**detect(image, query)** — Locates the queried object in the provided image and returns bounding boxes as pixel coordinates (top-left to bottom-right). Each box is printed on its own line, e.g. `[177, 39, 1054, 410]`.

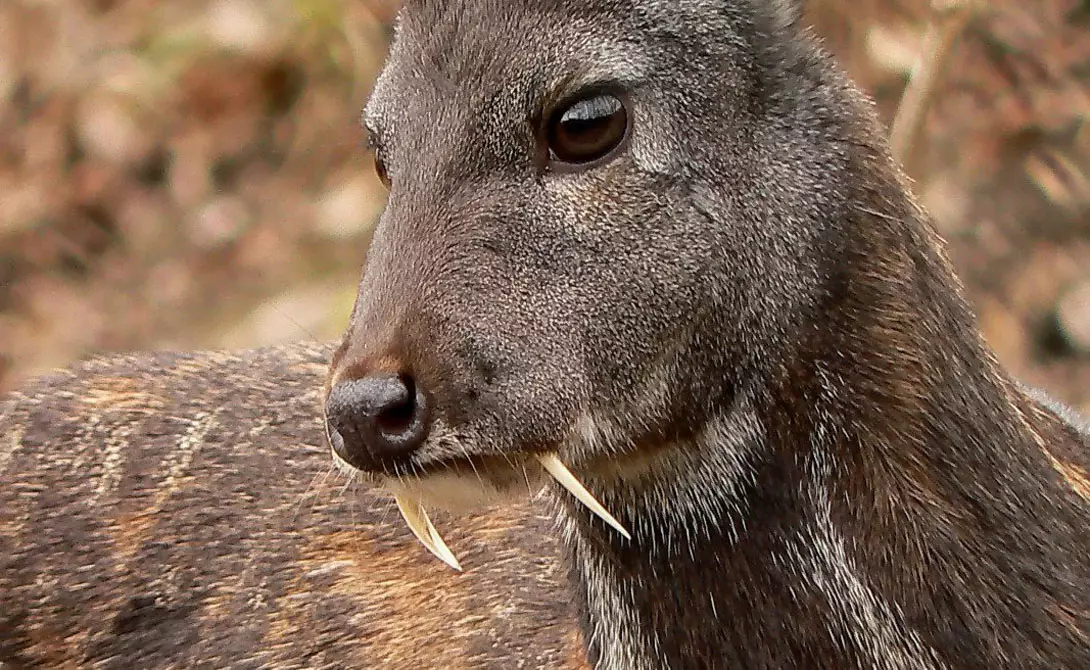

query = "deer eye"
[546, 92, 630, 168]
[365, 131, 391, 187]
[373, 152, 390, 188]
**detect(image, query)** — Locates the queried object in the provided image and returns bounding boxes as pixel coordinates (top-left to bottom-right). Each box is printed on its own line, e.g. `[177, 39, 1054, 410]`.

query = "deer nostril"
[325, 373, 431, 471]
[374, 374, 418, 436]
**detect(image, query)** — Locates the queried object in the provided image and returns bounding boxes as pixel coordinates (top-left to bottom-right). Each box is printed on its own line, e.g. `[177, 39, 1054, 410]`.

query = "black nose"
[325, 374, 431, 471]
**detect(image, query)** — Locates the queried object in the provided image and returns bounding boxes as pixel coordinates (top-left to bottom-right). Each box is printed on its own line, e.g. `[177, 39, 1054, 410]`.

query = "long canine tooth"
[393, 494, 463, 571]
[420, 505, 463, 572]
[393, 493, 439, 557]
[537, 453, 631, 540]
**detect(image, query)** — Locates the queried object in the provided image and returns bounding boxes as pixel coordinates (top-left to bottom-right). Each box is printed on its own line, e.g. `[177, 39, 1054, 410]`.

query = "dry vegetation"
[1, 0, 1088, 409]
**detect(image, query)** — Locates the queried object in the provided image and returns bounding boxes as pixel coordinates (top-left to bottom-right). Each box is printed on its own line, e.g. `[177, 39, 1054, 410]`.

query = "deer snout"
[325, 372, 432, 472]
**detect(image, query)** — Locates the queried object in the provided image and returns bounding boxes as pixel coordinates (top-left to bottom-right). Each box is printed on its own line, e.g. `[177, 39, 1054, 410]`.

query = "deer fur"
[0, 345, 583, 668]
[2, 0, 1089, 668]
[328, 0, 1090, 668]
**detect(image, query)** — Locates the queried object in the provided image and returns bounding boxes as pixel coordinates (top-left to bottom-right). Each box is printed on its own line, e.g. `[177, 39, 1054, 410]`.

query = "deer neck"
[550, 235, 1090, 669]
[554, 377, 950, 670]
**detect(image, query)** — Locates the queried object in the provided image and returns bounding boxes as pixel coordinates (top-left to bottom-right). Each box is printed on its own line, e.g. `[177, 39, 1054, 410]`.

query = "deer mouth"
[330, 444, 630, 571]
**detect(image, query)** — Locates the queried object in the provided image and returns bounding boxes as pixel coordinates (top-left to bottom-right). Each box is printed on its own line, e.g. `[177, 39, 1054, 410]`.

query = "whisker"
[294, 464, 335, 523]
[520, 461, 534, 499]
[349, 478, 360, 534]
[266, 301, 322, 344]
[457, 442, 484, 486]
[337, 472, 356, 499]
[374, 492, 395, 526]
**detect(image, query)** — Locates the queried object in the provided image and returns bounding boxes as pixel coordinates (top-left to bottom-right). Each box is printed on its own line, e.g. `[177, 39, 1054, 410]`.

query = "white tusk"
[420, 505, 463, 572]
[537, 453, 631, 540]
[394, 493, 463, 571]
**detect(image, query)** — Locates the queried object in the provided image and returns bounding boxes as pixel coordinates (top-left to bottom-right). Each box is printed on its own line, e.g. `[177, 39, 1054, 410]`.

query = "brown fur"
[0, 344, 580, 668]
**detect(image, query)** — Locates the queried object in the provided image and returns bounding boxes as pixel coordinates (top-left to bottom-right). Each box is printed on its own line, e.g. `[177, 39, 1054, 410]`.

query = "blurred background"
[0, 1, 1087, 409]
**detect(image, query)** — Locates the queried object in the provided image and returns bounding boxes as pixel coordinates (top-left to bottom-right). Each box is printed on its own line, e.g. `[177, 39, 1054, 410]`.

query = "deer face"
[325, 0, 847, 553]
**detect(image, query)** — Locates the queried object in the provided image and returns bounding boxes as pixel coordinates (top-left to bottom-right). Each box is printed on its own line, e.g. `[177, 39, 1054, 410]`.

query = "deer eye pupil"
[547, 93, 629, 167]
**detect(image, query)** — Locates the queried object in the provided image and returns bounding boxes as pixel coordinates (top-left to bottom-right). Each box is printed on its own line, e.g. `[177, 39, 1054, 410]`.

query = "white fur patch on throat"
[555, 405, 765, 668]
[575, 551, 665, 670]
[570, 401, 763, 550]
[792, 422, 947, 669]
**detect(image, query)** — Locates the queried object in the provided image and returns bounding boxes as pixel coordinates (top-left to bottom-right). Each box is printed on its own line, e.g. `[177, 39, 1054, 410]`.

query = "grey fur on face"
[337, 0, 858, 493]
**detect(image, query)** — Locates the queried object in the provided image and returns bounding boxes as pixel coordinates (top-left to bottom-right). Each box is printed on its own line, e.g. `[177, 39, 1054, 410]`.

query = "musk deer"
[323, 0, 1090, 668]
[2, 0, 1089, 668]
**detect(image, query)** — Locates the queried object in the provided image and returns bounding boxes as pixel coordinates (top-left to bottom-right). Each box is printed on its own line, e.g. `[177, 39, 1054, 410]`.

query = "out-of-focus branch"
[889, 0, 981, 173]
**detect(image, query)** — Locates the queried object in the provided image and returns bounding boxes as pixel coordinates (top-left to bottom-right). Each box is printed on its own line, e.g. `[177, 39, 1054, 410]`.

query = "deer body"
[0, 345, 581, 668]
